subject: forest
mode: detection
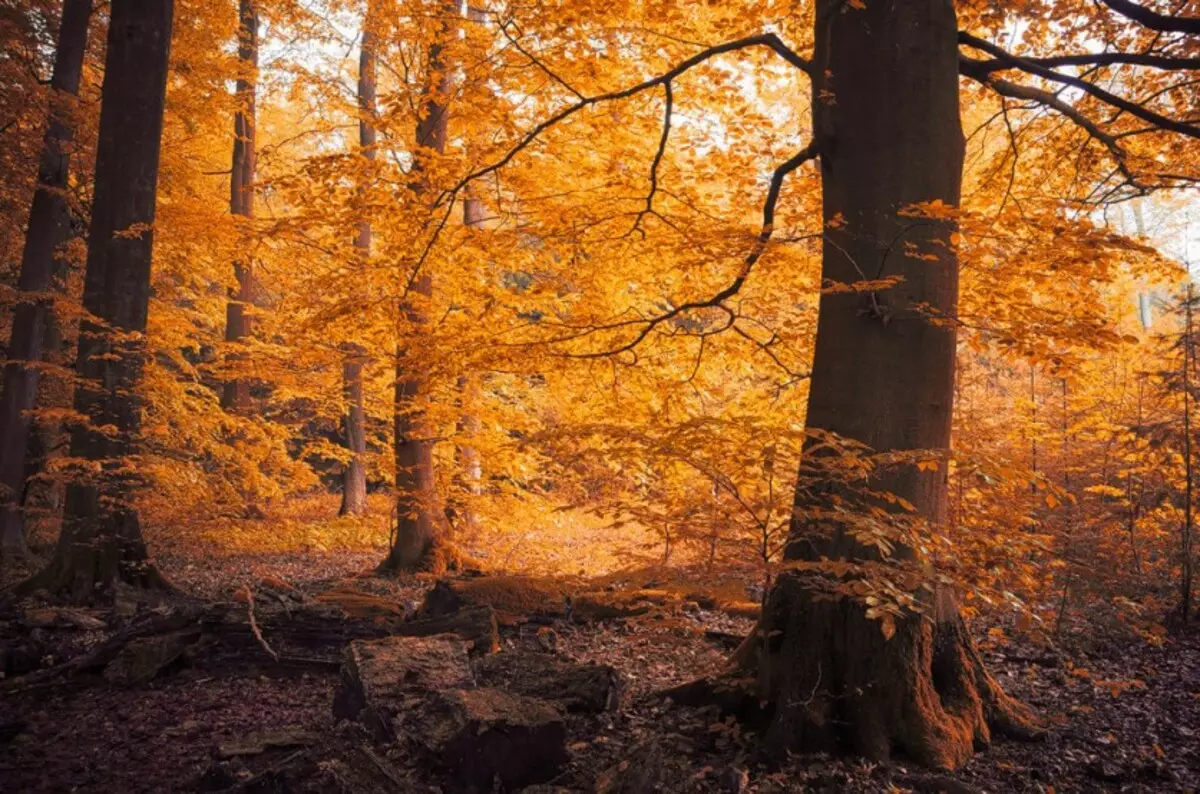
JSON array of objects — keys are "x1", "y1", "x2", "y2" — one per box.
[{"x1": 0, "y1": 0, "x2": 1199, "y2": 791}]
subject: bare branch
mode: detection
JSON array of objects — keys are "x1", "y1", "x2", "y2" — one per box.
[
  {"x1": 630, "y1": 81, "x2": 673, "y2": 236},
  {"x1": 967, "y1": 50, "x2": 1200, "y2": 73},
  {"x1": 498, "y1": 20, "x2": 586, "y2": 100},
  {"x1": 1097, "y1": 0, "x2": 1200, "y2": 35},
  {"x1": 959, "y1": 32, "x2": 1200, "y2": 139},
  {"x1": 566, "y1": 140, "x2": 821, "y2": 358},
  {"x1": 959, "y1": 59, "x2": 1144, "y2": 194},
  {"x1": 434, "y1": 32, "x2": 812, "y2": 209}
]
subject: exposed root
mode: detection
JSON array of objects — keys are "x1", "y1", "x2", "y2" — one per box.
[
  {"x1": 720, "y1": 572, "x2": 1041, "y2": 770},
  {"x1": 11, "y1": 537, "x2": 174, "y2": 603},
  {"x1": 378, "y1": 536, "x2": 481, "y2": 577}
]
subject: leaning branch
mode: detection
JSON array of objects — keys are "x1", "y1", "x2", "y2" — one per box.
[
  {"x1": 407, "y1": 33, "x2": 812, "y2": 295},
  {"x1": 1098, "y1": 0, "x2": 1200, "y2": 35},
  {"x1": 959, "y1": 32, "x2": 1200, "y2": 140},
  {"x1": 433, "y1": 32, "x2": 811, "y2": 209},
  {"x1": 959, "y1": 58, "x2": 1142, "y2": 194}
]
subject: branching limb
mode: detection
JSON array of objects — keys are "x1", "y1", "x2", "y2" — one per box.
[
  {"x1": 630, "y1": 81, "x2": 674, "y2": 237},
  {"x1": 1097, "y1": 0, "x2": 1200, "y2": 35},
  {"x1": 959, "y1": 58, "x2": 1144, "y2": 194},
  {"x1": 434, "y1": 32, "x2": 811, "y2": 209},
  {"x1": 564, "y1": 140, "x2": 821, "y2": 358},
  {"x1": 959, "y1": 32, "x2": 1200, "y2": 139}
]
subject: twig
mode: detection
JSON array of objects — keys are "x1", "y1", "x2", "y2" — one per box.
[{"x1": 243, "y1": 585, "x2": 279, "y2": 661}]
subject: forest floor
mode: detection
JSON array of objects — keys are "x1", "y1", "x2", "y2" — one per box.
[{"x1": 1, "y1": 546, "x2": 1198, "y2": 794}]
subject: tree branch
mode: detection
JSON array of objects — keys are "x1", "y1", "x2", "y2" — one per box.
[
  {"x1": 959, "y1": 58, "x2": 1143, "y2": 195},
  {"x1": 566, "y1": 140, "x2": 821, "y2": 358},
  {"x1": 434, "y1": 32, "x2": 811, "y2": 209},
  {"x1": 967, "y1": 50, "x2": 1200, "y2": 73},
  {"x1": 959, "y1": 32, "x2": 1200, "y2": 139},
  {"x1": 630, "y1": 81, "x2": 673, "y2": 236},
  {"x1": 1097, "y1": 0, "x2": 1200, "y2": 35}
]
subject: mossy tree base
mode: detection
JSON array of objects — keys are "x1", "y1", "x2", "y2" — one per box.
[
  {"x1": 744, "y1": 572, "x2": 1040, "y2": 770},
  {"x1": 378, "y1": 535, "x2": 478, "y2": 577},
  {"x1": 14, "y1": 516, "x2": 171, "y2": 603}
]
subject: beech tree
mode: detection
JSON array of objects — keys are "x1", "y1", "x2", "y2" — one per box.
[
  {"x1": 0, "y1": 0, "x2": 91, "y2": 561},
  {"x1": 381, "y1": 0, "x2": 458, "y2": 572},
  {"x1": 222, "y1": 0, "x2": 259, "y2": 412},
  {"x1": 338, "y1": 1, "x2": 377, "y2": 518},
  {"x1": 428, "y1": 0, "x2": 1198, "y2": 767},
  {"x1": 21, "y1": 0, "x2": 175, "y2": 598}
]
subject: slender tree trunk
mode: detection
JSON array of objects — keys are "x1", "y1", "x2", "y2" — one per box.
[
  {"x1": 221, "y1": 0, "x2": 259, "y2": 412},
  {"x1": 381, "y1": 3, "x2": 456, "y2": 572},
  {"x1": 19, "y1": 0, "x2": 175, "y2": 600},
  {"x1": 1182, "y1": 285, "x2": 1194, "y2": 625},
  {"x1": 0, "y1": 0, "x2": 91, "y2": 563},
  {"x1": 339, "y1": 5, "x2": 377, "y2": 517},
  {"x1": 747, "y1": 0, "x2": 1035, "y2": 769},
  {"x1": 445, "y1": 3, "x2": 490, "y2": 536},
  {"x1": 340, "y1": 354, "x2": 369, "y2": 516}
]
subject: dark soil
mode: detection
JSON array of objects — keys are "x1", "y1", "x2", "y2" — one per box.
[{"x1": 1, "y1": 551, "x2": 1198, "y2": 793}]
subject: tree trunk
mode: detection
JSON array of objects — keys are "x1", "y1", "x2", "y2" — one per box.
[
  {"x1": 338, "y1": 7, "x2": 377, "y2": 518},
  {"x1": 19, "y1": 0, "x2": 175, "y2": 600},
  {"x1": 381, "y1": 4, "x2": 455, "y2": 572},
  {"x1": 340, "y1": 354, "x2": 369, "y2": 516},
  {"x1": 748, "y1": 0, "x2": 1036, "y2": 769},
  {"x1": 0, "y1": 0, "x2": 91, "y2": 563},
  {"x1": 221, "y1": 0, "x2": 259, "y2": 413}
]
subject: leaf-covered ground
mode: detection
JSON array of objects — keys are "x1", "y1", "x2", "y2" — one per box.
[{"x1": 1, "y1": 550, "x2": 1198, "y2": 793}]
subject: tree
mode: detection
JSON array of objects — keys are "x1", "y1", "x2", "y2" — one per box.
[
  {"x1": 381, "y1": 0, "x2": 458, "y2": 572},
  {"x1": 0, "y1": 0, "x2": 91, "y2": 562},
  {"x1": 338, "y1": 0, "x2": 377, "y2": 518},
  {"x1": 748, "y1": 0, "x2": 1199, "y2": 768},
  {"x1": 424, "y1": 0, "x2": 1197, "y2": 769},
  {"x1": 20, "y1": 0, "x2": 175, "y2": 599},
  {"x1": 738, "y1": 3, "x2": 1036, "y2": 768},
  {"x1": 222, "y1": 0, "x2": 259, "y2": 412}
]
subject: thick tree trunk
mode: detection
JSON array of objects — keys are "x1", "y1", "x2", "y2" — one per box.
[
  {"x1": 221, "y1": 0, "x2": 259, "y2": 413},
  {"x1": 338, "y1": 9, "x2": 377, "y2": 518},
  {"x1": 19, "y1": 0, "x2": 175, "y2": 600},
  {"x1": 748, "y1": 0, "x2": 1036, "y2": 769},
  {"x1": 382, "y1": 5, "x2": 455, "y2": 572},
  {"x1": 0, "y1": 0, "x2": 91, "y2": 562}
]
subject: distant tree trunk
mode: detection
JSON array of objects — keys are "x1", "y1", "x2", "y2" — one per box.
[
  {"x1": 381, "y1": 3, "x2": 456, "y2": 572},
  {"x1": 221, "y1": 0, "x2": 259, "y2": 413},
  {"x1": 446, "y1": 2, "x2": 489, "y2": 536},
  {"x1": 0, "y1": 0, "x2": 91, "y2": 563},
  {"x1": 339, "y1": 6, "x2": 377, "y2": 518},
  {"x1": 451, "y1": 187, "x2": 486, "y2": 533},
  {"x1": 1182, "y1": 285, "x2": 1194, "y2": 626},
  {"x1": 340, "y1": 352, "x2": 368, "y2": 516},
  {"x1": 746, "y1": 0, "x2": 1035, "y2": 770},
  {"x1": 19, "y1": 0, "x2": 175, "y2": 600}
]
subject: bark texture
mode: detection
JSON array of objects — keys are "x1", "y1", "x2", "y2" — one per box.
[
  {"x1": 750, "y1": 0, "x2": 1036, "y2": 769},
  {"x1": 20, "y1": 0, "x2": 175, "y2": 600},
  {"x1": 221, "y1": 0, "x2": 260, "y2": 412},
  {"x1": 0, "y1": 0, "x2": 91, "y2": 562},
  {"x1": 382, "y1": 4, "x2": 456, "y2": 572}
]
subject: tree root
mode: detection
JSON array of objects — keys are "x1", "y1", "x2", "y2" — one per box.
[{"x1": 715, "y1": 572, "x2": 1041, "y2": 770}]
